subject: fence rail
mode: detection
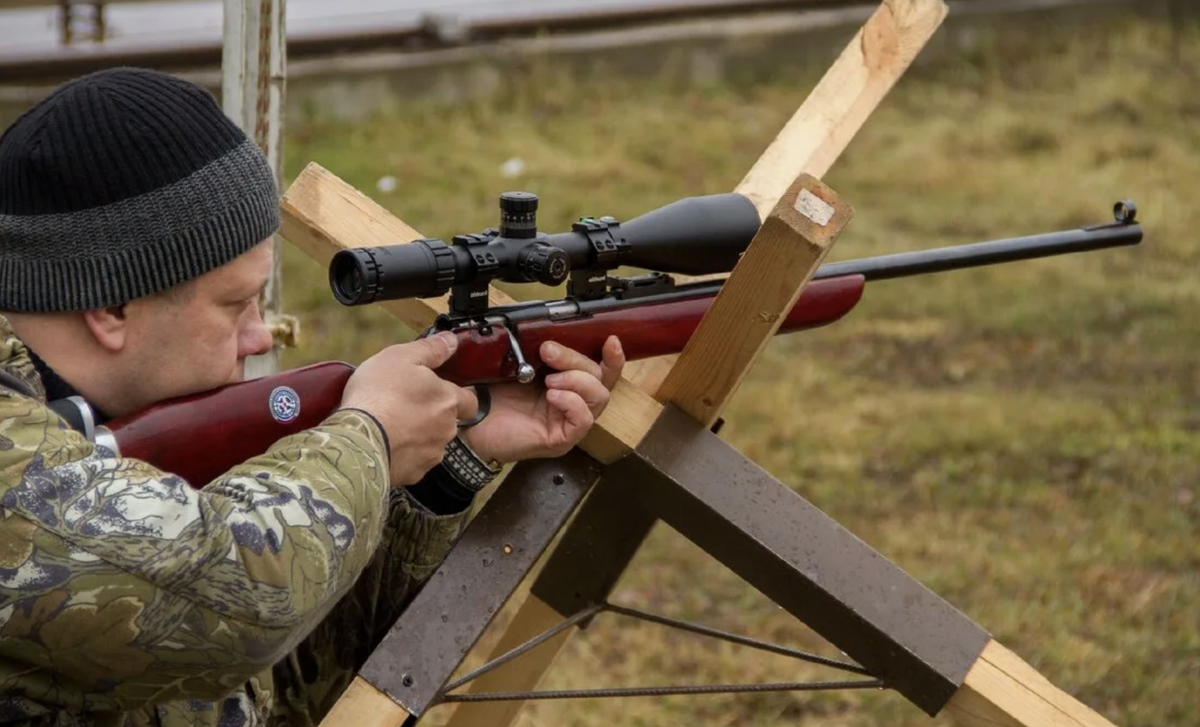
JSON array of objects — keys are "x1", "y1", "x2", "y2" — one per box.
[{"x1": 1, "y1": 0, "x2": 856, "y2": 83}]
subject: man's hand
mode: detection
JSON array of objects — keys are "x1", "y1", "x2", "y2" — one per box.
[
  {"x1": 340, "y1": 332, "x2": 478, "y2": 487},
  {"x1": 460, "y1": 336, "x2": 625, "y2": 464}
]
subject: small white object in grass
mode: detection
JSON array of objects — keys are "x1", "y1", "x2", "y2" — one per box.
[
  {"x1": 500, "y1": 157, "x2": 526, "y2": 178},
  {"x1": 377, "y1": 176, "x2": 397, "y2": 193}
]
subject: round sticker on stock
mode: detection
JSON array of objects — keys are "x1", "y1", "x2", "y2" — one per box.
[{"x1": 269, "y1": 386, "x2": 301, "y2": 424}]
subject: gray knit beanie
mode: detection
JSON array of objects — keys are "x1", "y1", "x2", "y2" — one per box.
[{"x1": 0, "y1": 67, "x2": 280, "y2": 312}]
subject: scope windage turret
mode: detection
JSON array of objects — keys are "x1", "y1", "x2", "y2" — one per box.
[{"x1": 328, "y1": 190, "x2": 761, "y2": 310}]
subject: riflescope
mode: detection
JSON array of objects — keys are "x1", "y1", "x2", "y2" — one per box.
[{"x1": 329, "y1": 190, "x2": 761, "y2": 315}]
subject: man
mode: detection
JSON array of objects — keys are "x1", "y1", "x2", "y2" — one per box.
[{"x1": 0, "y1": 67, "x2": 625, "y2": 726}]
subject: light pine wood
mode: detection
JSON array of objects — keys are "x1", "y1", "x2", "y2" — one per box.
[
  {"x1": 654, "y1": 173, "x2": 854, "y2": 427},
  {"x1": 945, "y1": 640, "x2": 1118, "y2": 727},
  {"x1": 627, "y1": 0, "x2": 950, "y2": 395},
  {"x1": 319, "y1": 676, "x2": 411, "y2": 727},
  {"x1": 734, "y1": 0, "x2": 950, "y2": 218}
]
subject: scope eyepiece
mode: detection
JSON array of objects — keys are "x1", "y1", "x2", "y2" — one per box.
[
  {"x1": 329, "y1": 248, "x2": 382, "y2": 306},
  {"x1": 329, "y1": 240, "x2": 458, "y2": 306}
]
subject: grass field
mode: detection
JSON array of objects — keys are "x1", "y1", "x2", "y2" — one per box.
[{"x1": 275, "y1": 13, "x2": 1198, "y2": 727}]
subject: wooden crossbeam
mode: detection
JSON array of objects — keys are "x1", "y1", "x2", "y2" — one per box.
[
  {"x1": 443, "y1": 2, "x2": 951, "y2": 724},
  {"x1": 275, "y1": 2, "x2": 1124, "y2": 727},
  {"x1": 280, "y1": 161, "x2": 837, "y2": 727},
  {"x1": 626, "y1": 0, "x2": 950, "y2": 395},
  {"x1": 278, "y1": 168, "x2": 1120, "y2": 727},
  {"x1": 655, "y1": 173, "x2": 854, "y2": 427}
]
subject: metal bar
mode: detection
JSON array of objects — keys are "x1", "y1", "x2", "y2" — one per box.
[
  {"x1": 619, "y1": 404, "x2": 992, "y2": 716},
  {"x1": 601, "y1": 603, "x2": 872, "y2": 675},
  {"x1": 442, "y1": 678, "x2": 886, "y2": 702},
  {"x1": 442, "y1": 604, "x2": 606, "y2": 693},
  {"x1": 355, "y1": 449, "x2": 607, "y2": 718}
]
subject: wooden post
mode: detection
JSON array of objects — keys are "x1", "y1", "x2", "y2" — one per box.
[{"x1": 222, "y1": 0, "x2": 294, "y2": 378}]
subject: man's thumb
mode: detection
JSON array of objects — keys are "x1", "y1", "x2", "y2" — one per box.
[{"x1": 412, "y1": 331, "x2": 459, "y2": 367}]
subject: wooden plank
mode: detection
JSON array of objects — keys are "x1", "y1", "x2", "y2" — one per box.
[
  {"x1": 278, "y1": 163, "x2": 450, "y2": 326},
  {"x1": 736, "y1": 0, "x2": 949, "y2": 218},
  {"x1": 443, "y1": 3, "x2": 950, "y2": 723},
  {"x1": 654, "y1": 173, "x2": 853, "y2": 427},
  {"x1": 318, "y1": 676, "x2": 409, "y2": 727},
  {"x1": 627, "y1": 0, "x2": 950, "y2": 395},
  {"x1": 946, "y1": 639, "x2": 1118, "y2": 727}
]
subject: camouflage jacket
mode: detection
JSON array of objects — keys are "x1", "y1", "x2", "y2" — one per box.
[{"x1": 0, "y1": 318, "x2": 472, "y2": 726}]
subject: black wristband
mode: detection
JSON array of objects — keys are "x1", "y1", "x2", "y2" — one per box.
[{"x1": 441, "y1": 436, "x2": 503, "y2": 493}]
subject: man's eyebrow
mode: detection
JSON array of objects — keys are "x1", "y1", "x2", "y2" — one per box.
[{"x1": 227, "y1": 278, "x2": 269, "y2": 302}]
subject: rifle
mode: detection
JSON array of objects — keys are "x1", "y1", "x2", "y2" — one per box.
[{"x1": 82, "y1": 194, "x2": 1142, "y2": 487}]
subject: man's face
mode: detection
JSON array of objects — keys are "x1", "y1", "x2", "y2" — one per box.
[{"x1": 118, "y1": 240, "x2": 275, "y2": 409}]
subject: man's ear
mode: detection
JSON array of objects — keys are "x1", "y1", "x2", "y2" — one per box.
[{"x1": 81, "y1": 305, "x2": 129, "y2": 352}]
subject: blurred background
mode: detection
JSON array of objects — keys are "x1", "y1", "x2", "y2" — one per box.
[{"x1": 2, "y1": 0, "x2": 1197, "y2": 725}]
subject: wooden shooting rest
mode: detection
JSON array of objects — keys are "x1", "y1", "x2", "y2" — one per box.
[{"x1": 277, "y1": 2, "x2": 1121, "y2": 725}]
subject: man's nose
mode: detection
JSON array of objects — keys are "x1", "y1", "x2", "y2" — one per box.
[{"x1": 240, "y1": 307, "x2": 275, "y2": 358}]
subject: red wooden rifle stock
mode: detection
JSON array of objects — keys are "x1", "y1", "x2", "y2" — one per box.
[{"x1": 103, "y1": 275, "x2": 863, "y2": 487}]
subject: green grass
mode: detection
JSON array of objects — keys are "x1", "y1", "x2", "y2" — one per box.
[{"x1": 277, "y1": 14, "x2": 1199, "y2": 727}]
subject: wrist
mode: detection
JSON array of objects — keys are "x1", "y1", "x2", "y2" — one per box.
[
  {"x1": 457, "y1": 430, "x2": 506, "y2": 468},
  {"x1": 441, "y1": 435, "x2": 503, "y2": 494}
]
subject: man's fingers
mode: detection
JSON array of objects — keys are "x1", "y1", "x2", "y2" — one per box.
[
  {"x1": 546, "y1": 388, "x2": 594, "y2": 441},
  {"x1": 544, "y1": 370, "x2": 610, "y2": 417},
  {"x1": 455, "y1": 385, "x2": 479, "y2": 423},
  {"x1": 599, "y1": 336, "x2": 625, "y2": 391},
  {"x1": 540, "y1": 341, "x2": 603, "y2": 381}
]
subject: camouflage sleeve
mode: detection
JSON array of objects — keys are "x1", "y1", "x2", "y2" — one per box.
[
  {"x1": 266, "y1": 486, "x2": 472, "y2": 726},
  {"x1": 0, "y1": 389, "x2": 395, "y2": 712}
]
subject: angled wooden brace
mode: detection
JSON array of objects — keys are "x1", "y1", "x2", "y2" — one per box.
[
  {"x1": 442, "y1": 1, "x2": 960, "y2": 724},
  {"x1": 275, "y1": 2, "x2": 1124, "y2": 725}
]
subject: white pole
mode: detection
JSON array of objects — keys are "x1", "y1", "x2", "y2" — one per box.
[{"x1": 222, "y1": 0, "x2": 293, "y2": 378}]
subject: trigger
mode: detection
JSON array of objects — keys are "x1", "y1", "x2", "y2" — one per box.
[{"x1": 458, "y1": 385, "x2": 490, "y2": 428}]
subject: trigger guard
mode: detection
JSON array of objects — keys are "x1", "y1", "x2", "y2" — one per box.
[{"x1": 458, "y1": 385, "x2": 490, "y2": 428}]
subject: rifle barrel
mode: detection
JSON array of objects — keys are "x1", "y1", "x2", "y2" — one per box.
[{"x1": 812, "y1": 217, "x2": 1142, "y2": 283}]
